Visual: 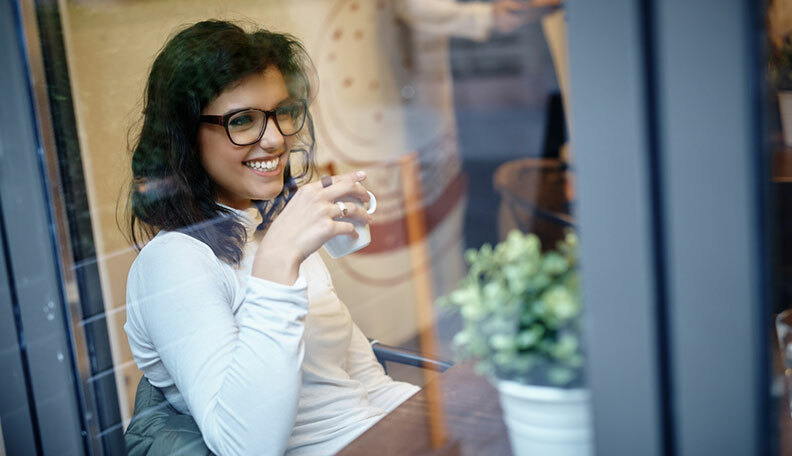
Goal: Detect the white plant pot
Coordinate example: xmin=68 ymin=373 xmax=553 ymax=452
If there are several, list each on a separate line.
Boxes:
xmin=779 ymin=91 xmax=792 ymax=147
xmin=496 ymin=380 xmax=592 ymax=456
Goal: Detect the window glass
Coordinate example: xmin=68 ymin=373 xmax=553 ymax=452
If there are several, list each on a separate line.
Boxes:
xmin=24 ymin=0 xmax=580 ymax=453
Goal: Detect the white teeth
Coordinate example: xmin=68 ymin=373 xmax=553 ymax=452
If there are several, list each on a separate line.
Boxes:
xmin=244 ymin=158 xmax=278 ymax=171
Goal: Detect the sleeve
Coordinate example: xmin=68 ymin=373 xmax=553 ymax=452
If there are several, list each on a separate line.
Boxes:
xmin=393 ymin=0 xmax=495 ymax=42
xmin=346 ymin=323 xmax=420 ymax=412
xmin=129 ymin=235 xmax=308 ymax=456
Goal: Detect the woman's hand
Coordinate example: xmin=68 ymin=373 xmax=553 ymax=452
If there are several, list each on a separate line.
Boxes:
xmin=492 ymin=0 xmax=563 ymax=34
xmin=252 ymin=171 xmax=372 ymax=285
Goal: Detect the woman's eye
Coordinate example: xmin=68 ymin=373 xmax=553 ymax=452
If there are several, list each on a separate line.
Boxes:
xmin=277 ymin=104 xmax=301 ymax=119
xmin=229 ymin=114 xmax=254 ymax=129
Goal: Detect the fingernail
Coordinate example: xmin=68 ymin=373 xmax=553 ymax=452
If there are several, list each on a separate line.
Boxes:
xmin=356 ymin=170 xmax=366 ymax=179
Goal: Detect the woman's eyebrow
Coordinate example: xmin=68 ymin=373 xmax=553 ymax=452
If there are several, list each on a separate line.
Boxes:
xmin=219 ymin=97 xmax=294 ymax=116
xmin=220 ymin=106 xmax=254 ymax=116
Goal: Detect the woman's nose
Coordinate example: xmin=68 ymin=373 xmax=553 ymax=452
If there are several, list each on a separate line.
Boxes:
xmin=258 ymin=116 xmax=284 ymax=150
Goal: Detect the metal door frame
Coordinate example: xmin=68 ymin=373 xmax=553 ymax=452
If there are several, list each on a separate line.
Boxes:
xmin=568 ymin=0 xmax=768 ymax=454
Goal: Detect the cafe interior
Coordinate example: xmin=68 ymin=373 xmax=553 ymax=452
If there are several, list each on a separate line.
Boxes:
xmin=0 ymin=0 xmax=787 ymax=454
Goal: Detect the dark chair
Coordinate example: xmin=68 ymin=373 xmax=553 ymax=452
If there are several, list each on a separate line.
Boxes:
xmin=370 ymin=340 xmax=453 ymax=373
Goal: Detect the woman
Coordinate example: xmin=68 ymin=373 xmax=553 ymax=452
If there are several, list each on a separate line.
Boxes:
xmin=124 ymin=20 xmax=419 ymax=456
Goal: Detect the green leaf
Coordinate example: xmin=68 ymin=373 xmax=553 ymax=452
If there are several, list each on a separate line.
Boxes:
xmin=516 ymin=325 xmax=545 ymax=349
xmin=549 ymin=333 xmax=579 ymax=360
xmin=548 ymin=366 xmax=575 ymax=386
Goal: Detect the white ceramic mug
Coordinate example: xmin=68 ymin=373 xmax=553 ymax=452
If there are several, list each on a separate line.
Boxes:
xmin=323 ymin=191 xmax=377 ymax=258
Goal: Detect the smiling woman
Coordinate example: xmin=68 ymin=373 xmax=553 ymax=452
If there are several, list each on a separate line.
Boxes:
xmin=122 ymin=20 xmax=418 ymax=456
xmin=127 ymin=22 xmax=317 ymax=266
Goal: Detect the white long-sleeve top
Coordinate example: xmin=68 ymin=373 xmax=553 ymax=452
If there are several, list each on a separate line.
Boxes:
xmin=124 ymin=206 xmax=419 ymax=456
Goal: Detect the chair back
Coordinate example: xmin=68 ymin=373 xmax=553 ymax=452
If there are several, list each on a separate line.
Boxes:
xmin=493 ymin=158 xmax=573 ymax=250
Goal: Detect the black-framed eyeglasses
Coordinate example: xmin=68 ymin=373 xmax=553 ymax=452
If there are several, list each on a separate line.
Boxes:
xmin=199 ymin=99 xmax=307 ymax=146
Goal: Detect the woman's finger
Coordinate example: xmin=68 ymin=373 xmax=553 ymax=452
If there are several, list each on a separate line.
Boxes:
xmin=321 ymin=179 xmax=370 ymax=203
xmin=335 ymin=170 xmax=367 ymax=184
xmin=331 ymin=220 xmax=358 ymax=239
xmin=315 ymin=170 xmax=365 ymax=190
xmin=332 ymin=201 xmax=371 ymax=225
xmin=324 ymin=171 xmax=365 ymax=189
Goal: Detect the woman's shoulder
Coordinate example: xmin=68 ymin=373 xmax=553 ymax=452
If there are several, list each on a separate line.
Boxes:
xmin=131 ymin=231 xmax=228 ymax=280
xmin=141 ymin=230 xmax=215 ymax=257
xmin=127 ymin=230 xmax=237 ymax=307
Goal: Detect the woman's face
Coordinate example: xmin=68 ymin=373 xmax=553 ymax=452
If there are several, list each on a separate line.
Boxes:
xmin=197 ymin=67 xmax=296 ymax=210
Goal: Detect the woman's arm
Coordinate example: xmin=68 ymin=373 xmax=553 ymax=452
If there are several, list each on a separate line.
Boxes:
xmin=128 ymin=234 xmax=308 ymax=456
xmin=394 ymin=0 xmax=545 ymax=40
xmin=393 ymin=0 xmax=495 ymax=41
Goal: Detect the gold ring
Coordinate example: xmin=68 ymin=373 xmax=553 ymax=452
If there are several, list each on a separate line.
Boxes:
xmin=336 ymin=201 xmax=348 ymax=217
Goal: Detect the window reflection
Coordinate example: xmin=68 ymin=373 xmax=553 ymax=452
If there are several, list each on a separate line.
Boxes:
xmin=30 ymin=0 xmax=574 ymax=452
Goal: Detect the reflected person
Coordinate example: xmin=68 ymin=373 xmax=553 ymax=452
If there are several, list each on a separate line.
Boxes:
xmin=123 ymin=20 xmax=419 ymax=456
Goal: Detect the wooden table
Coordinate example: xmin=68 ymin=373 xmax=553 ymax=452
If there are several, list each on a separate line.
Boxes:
xmin=338 ymin=362 xmax=512 ymax=455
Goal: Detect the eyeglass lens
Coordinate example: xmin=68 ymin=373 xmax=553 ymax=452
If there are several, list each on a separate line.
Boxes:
xmin=227 ymin=102 xmax=306 ymax=145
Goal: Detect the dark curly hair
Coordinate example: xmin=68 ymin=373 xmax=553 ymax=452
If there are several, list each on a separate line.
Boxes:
xmin=127 ymin=20 xmax=317 ymax=265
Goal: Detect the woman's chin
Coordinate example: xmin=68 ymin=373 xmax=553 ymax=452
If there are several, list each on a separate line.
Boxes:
xmin=253 ymin=186 xmax=285 ymax=202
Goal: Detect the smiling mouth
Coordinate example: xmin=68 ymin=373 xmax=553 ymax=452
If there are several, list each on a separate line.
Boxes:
xmin=243 ymin=155 xmax=280 ymax=172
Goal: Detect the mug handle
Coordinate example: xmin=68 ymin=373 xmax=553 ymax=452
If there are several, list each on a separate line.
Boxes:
xmin=366 ymin=191 xmax=377 ymax=214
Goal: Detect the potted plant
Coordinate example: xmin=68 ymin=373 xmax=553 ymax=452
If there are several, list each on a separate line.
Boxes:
xmin=439 ymin=230 xmax=591 ymax=456
xmin=770 ymin=35 xmax=792 ymax=146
